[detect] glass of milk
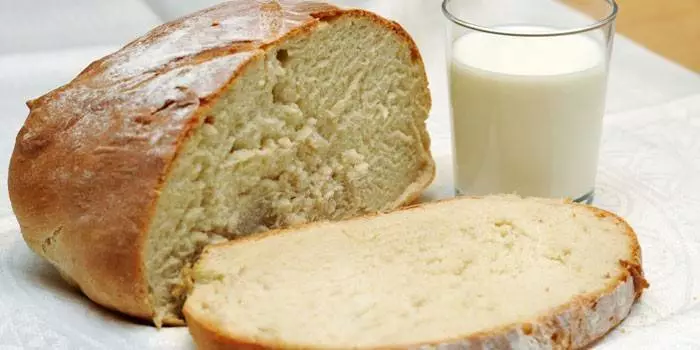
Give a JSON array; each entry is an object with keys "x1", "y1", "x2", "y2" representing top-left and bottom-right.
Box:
[{"x1": 442, "y1": 0, "x2": 617, "y2": 203}]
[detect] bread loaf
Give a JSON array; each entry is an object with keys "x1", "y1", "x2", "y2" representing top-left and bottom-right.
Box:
[
  {"x1": 8, "y1": 0, "x2": 434, "y2": 326},
  {"x1": 184, "y1": 195, "x2": 648, "y2": 349}
]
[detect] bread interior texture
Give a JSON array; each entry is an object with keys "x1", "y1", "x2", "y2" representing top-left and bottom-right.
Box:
[
  {"x1": 145, "y1": 16, "x2": 432, "y2": 324},
  {"x1": 187, "y1": 196, "x2": 633, "y2": 348}
]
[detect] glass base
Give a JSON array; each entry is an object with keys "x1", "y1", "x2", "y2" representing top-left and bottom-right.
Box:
[
  {"x1": 573, "y1": 190, "x2": 595, "y2": 204},
  {"x1": 454, "y1": 189, "x2": 595, "y2": 204}
]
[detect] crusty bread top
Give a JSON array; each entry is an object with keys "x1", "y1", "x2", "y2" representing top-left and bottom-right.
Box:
[{"x1": 8, "y1": 0, "x2": 428, "y2": 323}]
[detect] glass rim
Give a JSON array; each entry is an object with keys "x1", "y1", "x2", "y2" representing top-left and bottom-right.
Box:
[{"x1": 441, "y1": 0, "x2": 618, "y2": 37}]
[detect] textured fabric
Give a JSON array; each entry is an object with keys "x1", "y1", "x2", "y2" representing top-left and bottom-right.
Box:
[{"x1": 0, "y1": 0, "x2": 699, "y2": 348}]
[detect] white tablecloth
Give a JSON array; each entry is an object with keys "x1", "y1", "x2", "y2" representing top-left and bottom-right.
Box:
[{"x1": 1, "y1": 1, "x2": 699, "y2": 348}]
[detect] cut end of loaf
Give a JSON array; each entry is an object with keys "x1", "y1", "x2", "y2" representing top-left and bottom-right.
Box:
[
  {"x1": 184, "y1": 195, "x2": 645, "y2": 349},
  {"x1": 145, "y1": 9, "x2": 434, "y2": 325}
]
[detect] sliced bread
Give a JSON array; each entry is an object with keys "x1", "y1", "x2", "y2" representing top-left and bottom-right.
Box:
[
  {"x1": 8, "y1": 1, "x2": 434, "y2": 326},
  {"x1": 184, "y1": 195, "x2": 648, "y2": 349}
]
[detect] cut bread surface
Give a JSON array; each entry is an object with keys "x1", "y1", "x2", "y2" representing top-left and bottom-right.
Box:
[
  {"x1": 184, "y1": 195, "x2": 647, "y2": 349},
  {"x1": 145, "y1": 12, "x2": 433, "y2": 323}
]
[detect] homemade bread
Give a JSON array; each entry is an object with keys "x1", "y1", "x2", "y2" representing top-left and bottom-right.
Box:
[
  {"x1": 184, "y1": 195, "x2": 648, "y2": 349},
  {"x1": 8, "y1": 1, "x2": 434, "y2": 326}
]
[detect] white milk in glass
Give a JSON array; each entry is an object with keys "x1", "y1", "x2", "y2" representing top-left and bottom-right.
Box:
[{"x1": 449, "y1": 26, "x2": 607, "y2": 199}]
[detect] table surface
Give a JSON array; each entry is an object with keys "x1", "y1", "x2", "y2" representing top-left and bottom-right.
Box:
[
  {"x1": 0, "y1": 1, "x2": 699, "y2": 349},
  {"x1": 614, "y1": 0, "x2": 700, "y2": 73},
  {"x1": 563, "y1": 0, "x2": 700, "y2": 73}
]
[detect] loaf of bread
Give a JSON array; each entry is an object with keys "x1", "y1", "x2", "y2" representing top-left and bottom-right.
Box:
[
  {"x1": 8, "y1": 0, "x2": 434, "y2": 326},
  {"x1": 184, "y1": 195, "x2": 648, "y2": 349}
]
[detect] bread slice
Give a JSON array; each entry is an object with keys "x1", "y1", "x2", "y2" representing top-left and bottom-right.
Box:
[
  {"x1": 184, "y1": 195, "x2": 648, "y2": 349},
  {"x1": 8, "y1": 1, "x2": 434, "y2": 326}
]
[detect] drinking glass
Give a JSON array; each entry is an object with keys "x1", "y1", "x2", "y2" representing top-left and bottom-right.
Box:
[{"x1": 442, "y1": 0, "x2": 617, "y2": 203}]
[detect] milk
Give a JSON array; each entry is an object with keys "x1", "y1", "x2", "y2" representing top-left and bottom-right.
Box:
[{"x1": 449, "y1": 26, "x2": 608, "y2": 199}]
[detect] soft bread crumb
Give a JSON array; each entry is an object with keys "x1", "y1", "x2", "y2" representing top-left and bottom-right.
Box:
[
  {"x1": 144, "y1": 15, "x2": 432, "y2": 323},
  {"x1": 185, "y1": 195, "x2": 641, "y2": 348}
]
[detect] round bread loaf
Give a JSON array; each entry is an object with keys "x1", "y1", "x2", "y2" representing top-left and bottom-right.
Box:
[{"x1": 8, "y1": 0, "x2": 434, "y2": 326}]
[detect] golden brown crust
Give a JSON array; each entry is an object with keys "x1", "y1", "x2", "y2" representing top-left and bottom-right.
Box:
[
  {"x1": 8, "y1": 0, "x2": 439, "y2": 326},
  {"x1": 587, "y1": 206, "x2": 649, "y2": 300},
  {"x1": 184, "y1": 196, "x2": 647, "y2": 349}
]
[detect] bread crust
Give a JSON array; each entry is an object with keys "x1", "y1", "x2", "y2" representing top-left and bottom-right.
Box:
[
  {"x1": 8, "y1": 1, "x2": 434, "y2": 326},
  {"x1": 183, "y1": 197, "x2": 648, "y2": 349}
]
